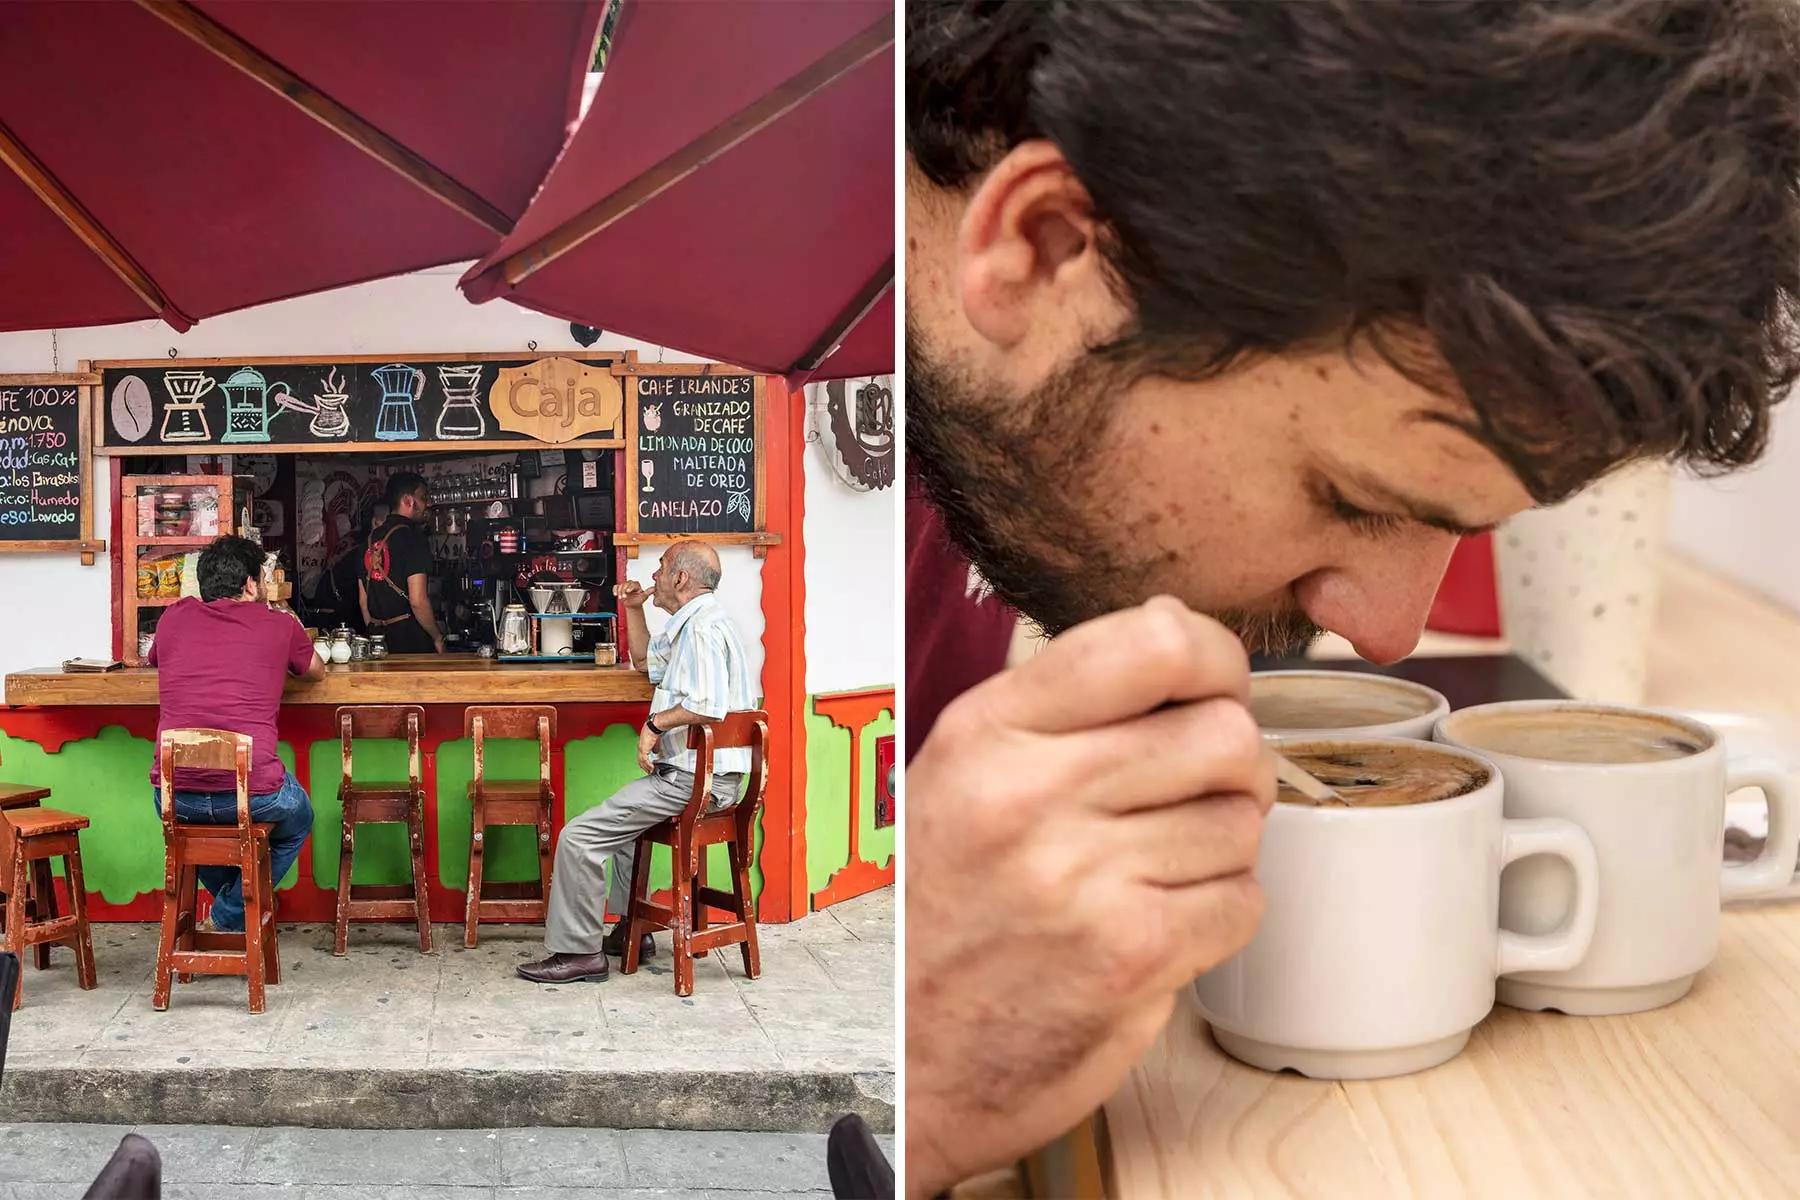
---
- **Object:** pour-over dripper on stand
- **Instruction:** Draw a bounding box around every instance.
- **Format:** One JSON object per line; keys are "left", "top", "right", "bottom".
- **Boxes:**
{"left": 526, "top": 584, "right": 586, "bottom": 656}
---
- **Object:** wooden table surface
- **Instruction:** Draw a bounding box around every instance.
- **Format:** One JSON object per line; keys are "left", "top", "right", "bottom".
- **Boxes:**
{"left": 3, "top": 655, "right": 654, "bottom": 707}
{"left": 1102, "top": 907, "right": 1800, "bottom": 1198}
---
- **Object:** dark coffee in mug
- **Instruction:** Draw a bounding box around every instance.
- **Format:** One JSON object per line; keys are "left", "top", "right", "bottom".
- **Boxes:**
{"left": 1449, "top": 707, "right": 1707, "bottom": 765}
{"left": 1276, "top": 742, "right": 1490, "bottom": 808}
{"left": 1251, "top": 673, "right": 1436, "bottom": 731}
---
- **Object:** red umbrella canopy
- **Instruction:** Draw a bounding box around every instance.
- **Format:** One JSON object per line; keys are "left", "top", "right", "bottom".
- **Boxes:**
{"left": 0, "top": 0, "right": 603, "bottom": 332}
{"left": 460, "top": 0, "right": 893, "bottom": 381}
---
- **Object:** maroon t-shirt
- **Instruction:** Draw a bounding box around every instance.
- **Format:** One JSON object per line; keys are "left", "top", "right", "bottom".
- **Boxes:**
{"left": 905, "top": 476, "right": 1019, "bottom": 762}
{"left": 148, "top": 599, "right": 316, "bottom": 793}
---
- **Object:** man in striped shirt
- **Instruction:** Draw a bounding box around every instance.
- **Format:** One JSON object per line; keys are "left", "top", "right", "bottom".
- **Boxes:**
{"left": 519, "top": 540, "right": 755, "bottom": 984}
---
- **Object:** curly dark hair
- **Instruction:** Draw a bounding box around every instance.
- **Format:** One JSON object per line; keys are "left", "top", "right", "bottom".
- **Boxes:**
{"left": 908, "top": 0, "right": 1800, "bottom": 501}
{"left": 197, "top": 535, "right": 266, "bottom": 603}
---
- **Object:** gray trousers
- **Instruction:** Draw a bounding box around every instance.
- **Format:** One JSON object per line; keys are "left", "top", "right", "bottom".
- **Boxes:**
{"left": 544, "top": 766, "right": 742, "bottom": 955}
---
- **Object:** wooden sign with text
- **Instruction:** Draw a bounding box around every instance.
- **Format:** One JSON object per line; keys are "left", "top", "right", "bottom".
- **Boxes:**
{"left": 489, "top": 356, "right": 624, "bottom": 443}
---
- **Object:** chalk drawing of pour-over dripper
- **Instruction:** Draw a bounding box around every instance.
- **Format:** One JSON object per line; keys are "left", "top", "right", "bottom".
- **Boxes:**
{"left": 371, "top": 364, "right": 424, "bottom": 442}
{"left": 435, "top": 364, "right": 487, "bottom": 439}
{"left": 160, "top": 371, "right": 216, "bottom": 443}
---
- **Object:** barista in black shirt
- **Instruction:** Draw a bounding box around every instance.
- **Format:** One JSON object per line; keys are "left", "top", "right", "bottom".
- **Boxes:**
{"left": 359, "top": 472, "right": 444, "bottom": 654}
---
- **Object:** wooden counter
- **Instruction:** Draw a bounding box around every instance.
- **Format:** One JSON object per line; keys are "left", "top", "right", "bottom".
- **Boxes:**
{"left": 3, "top": 656, "right": 654, "bottom": 707}
{"left": 1092, "top": 906, "right": 1800, "bottom": 1198}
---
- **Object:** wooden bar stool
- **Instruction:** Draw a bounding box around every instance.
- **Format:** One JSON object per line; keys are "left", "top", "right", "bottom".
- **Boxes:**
{"left": 0, "top": 749, "right": 57, "bottom": 973}
{"left": 622, "top": 710, "right": 769, "bottom": 997}
{"left": 334, "top": 705, "right": 431, "bottom": 956}
{"left": 151, "top": 729, "right": 281, "bottom": 1014}
{"left": 1, "top": 803, "right": 96, "bottom": 1009}
{"left": 463, "top": 705, "right": 556, "bottom": 948}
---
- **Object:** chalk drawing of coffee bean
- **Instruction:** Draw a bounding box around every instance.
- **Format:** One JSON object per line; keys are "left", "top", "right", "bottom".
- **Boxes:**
{"left": 112, "top": 375, "right": 152, "bottom": 442}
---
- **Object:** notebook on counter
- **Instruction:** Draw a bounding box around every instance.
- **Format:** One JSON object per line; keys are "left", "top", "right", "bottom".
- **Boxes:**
{"left": 60, "top": 658, "right": 123, "bottom": 673}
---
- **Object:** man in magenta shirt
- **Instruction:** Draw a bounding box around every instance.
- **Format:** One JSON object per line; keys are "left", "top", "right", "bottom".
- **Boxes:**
{"left": 148, "top": 535, "right": 325, "bottom": 933}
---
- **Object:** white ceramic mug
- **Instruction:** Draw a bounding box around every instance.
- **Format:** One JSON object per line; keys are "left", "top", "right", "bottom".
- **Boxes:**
{"left": 1249, "top": 669, "right": 1449, "bottom": 740}
{"left": 1193, "top": 736, "right": 1599, "bottom": 1080}
{"left": 1436, "top": 701, "right": 1800, "bottom": 1015}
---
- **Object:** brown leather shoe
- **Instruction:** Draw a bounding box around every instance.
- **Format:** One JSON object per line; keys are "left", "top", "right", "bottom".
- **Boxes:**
{"left": 516, "top": 951, "right": 610, "bottom": 983}
{"left": 602, "top": 925, "right": 655, "bottom": 961}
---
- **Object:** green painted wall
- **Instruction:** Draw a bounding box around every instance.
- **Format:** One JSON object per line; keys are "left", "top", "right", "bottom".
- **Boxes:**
{"left": 0, "top": 694, "right": 881, "bottom": 914}
{"left": 0, "top": 726, "right": 303, "bottom": 901}
{"left": 804, "top": 698, "right": 896, "bottom": 895}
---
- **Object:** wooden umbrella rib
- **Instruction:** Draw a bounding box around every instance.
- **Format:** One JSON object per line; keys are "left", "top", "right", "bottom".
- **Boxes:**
{"left": 134, "top": 0, "right": 514, "bottom": 236}
{"left": 0, "top": 120, "right": 175, "bottom": 321}
{"left": 793, "top": 255, "right": 893, "bottom": 374}
{"left": 493, "top": 11, "right": 895, "bottom": 291}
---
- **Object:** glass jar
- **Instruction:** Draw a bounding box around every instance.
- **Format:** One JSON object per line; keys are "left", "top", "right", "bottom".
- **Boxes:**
{"left": 330, "top": 627, "right": 353, "bottom": 664}
{"left": 350, "top": 635, "right": 370, "bottom": 661}
{"left": 370, "top": 634, "right": 388, "bottom": 659}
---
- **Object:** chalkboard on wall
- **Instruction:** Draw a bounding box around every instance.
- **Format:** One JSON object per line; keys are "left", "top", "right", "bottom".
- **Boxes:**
{"left": 98, "top": 355, "right": 627, "bottom": 451}
{"left": 633, "top": 373, "right": 760, "bottom": 535}
{"left": 0, "top": 374, "right": 103, "bottom": 562}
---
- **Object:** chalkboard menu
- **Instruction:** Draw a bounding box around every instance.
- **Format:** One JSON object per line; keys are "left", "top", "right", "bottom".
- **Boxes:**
{"left": 0, "top": 376, "right": 90, "bottom": 548}
{"left": 634, "top": 374, "right": 760, "bottom": 534}
{"left": 99, "top": 355, "right": 626, "bottom": 450}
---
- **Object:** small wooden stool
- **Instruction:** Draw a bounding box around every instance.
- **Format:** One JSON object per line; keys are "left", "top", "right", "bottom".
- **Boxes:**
{"left": 334, "top": 705, "right": 431, "bottom": 955}
{"left": 622, "top": 710, "right": 769, "bottom": 997}
{"left": 463, "top": 705, "right": 556, "bottom": 948}
{"left": 0, "top": 749, "right": 57, "bottom": 973}
{"left": 1, "top": 804, "right": 96, "bottom": 1009}
{"left": 152, "top": 729, "right": 281, "bottom": 1014}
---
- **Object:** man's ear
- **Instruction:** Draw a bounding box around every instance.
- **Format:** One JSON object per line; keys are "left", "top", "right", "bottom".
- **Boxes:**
{"left": 955, "top": 140, "right": 1106, "bottom": 349}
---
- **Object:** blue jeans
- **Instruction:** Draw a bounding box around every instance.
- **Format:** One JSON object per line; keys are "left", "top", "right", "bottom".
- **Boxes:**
{"left": 150, "top": 770, "right": 313, "bottom": 933}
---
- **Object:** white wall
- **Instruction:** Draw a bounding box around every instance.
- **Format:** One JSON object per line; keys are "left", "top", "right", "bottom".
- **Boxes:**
{"left": 0, "top": 264, "right": 775, "bottom": 697}
{"left": 800, "top": 378, "right": 897, "bottom": 694}
{"left": 617, "top": 545, "right": 767, "bottom": 694}
{"left": 1668, "top": 399, "right": 1800, "bottom": 614}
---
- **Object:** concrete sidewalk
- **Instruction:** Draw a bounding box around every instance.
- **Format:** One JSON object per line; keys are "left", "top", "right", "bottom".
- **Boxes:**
{"left": 0, "top": 1122, "right": 894, "bottom": 1198}
{"left": 0, "top": 889, "right": 892, "bottom": 1133}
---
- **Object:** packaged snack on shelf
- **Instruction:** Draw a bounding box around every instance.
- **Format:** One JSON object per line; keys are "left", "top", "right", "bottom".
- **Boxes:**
{"left": 158, "top": 557, "right": 182, "bottom": 599}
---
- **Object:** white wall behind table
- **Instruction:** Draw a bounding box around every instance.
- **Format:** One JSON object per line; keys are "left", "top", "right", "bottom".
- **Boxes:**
{"left": 0, "top": 263, "right": 707, "bottom": 697}
{"left": 1668, "top": 399, "right": 1800, "bottom": 617}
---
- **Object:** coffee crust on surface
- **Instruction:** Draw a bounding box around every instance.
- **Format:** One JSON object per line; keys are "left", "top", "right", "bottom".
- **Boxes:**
{"left": 1251, "top": 674, "right": 1435, "bottom": 731}
{"left": 1450, "top": 707, "right": 1708, "bottom": 764}
{"left": 1276, "top": 744, "right": 1488, "bottom": 808}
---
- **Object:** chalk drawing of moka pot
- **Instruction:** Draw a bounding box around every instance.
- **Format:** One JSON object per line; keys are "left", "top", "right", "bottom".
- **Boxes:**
{"left": 372, "top": 364, "right": 424, "bottom": 442}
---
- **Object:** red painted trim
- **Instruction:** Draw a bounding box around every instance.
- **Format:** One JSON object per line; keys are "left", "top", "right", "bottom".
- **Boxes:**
{"left": 813, "top": 689, "right": 893, "bottom": 732}
{"left": 753, "top": 378, "right": 805, "bottom": 922}
{"left": 810, "top": 688, "right": 896, "bottom": 910}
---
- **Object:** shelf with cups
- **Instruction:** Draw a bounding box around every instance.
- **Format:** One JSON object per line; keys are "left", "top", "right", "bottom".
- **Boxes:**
{"left": 121, "top": 473, "right": 249, "bottom": 666}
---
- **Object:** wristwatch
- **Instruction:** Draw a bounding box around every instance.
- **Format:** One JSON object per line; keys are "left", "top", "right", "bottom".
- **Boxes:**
{"left": 644, "top": 715, "right": 665, "bottom": 737}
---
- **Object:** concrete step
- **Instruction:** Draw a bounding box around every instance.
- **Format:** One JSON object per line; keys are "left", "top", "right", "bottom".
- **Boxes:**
{"left": 1, "top": 892, "right": 894, "bottom": 1134}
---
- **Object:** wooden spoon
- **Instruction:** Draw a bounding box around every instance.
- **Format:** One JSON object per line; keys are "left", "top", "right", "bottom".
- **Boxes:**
{"left": 1273, "top": 753, "right": 1351, "bottom": 805}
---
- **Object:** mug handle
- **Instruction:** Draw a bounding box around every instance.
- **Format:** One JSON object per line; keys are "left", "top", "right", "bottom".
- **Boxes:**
{"left": 1496, "top": 818, "right": 1601, "bottom": 976}
{"left": 1719, "top": 757, "right": 1800, "bottom": 901}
